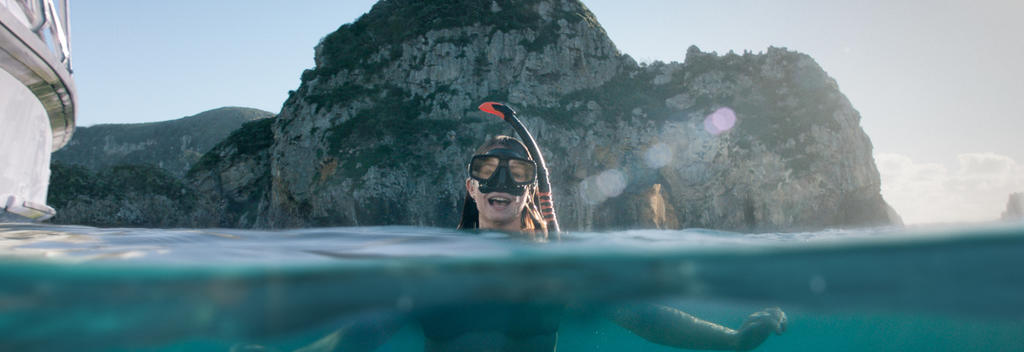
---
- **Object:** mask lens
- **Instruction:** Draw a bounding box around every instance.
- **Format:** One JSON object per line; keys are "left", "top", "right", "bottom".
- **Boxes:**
{"left": 508, "top": 158, "right": 536, "bottom": 183}
{"left": 470, "top": 155, "right": 500, "bottom": 180}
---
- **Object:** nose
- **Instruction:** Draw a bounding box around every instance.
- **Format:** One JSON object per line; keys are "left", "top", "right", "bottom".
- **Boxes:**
{"left": 494, "top": 165, "right": 509, "bottom": 184}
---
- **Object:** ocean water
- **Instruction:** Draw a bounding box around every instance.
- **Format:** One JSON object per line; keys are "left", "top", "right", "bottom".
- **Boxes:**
{"left": 1, "top": 223, "right": 1022, "bottom": 351}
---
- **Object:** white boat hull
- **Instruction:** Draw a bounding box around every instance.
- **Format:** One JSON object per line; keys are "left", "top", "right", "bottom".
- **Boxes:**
{"left": 1, "top": 68, "right": 55, "bottom": 220}
{"left": 0, "top": 0, "right": 73, "bottom": 222}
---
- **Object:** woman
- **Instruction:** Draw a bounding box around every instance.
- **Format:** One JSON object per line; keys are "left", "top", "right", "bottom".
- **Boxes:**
{"left": 294, "top": 136, "right": 786, "bottom": 351}
{"left": 444, "top": 135, "right": 787, "bottom": 351}
{"left": 457, "top": 135, "right": 549, "bottom": 239}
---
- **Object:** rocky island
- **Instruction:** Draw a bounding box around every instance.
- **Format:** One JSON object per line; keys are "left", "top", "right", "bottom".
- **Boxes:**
{"left": 51, "top": 0, "right": 901, "bottom": 231}
{"left": 1003, "top": 192, "right": 1024, "bottom": 221}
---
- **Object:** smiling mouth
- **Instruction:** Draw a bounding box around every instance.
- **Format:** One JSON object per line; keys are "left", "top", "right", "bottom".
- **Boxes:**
{"left": 488, "top": 196, "right": 511, "bottom": 206}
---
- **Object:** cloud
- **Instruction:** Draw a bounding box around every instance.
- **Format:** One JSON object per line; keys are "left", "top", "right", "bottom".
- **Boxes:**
{"left": 957, "top": 153, "right": 1016, "bottom": 175}
{"left": 876, "top": 152, "right": 1024, "bottom": 224}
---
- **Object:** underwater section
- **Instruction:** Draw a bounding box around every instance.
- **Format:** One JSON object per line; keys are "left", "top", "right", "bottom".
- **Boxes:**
{"left": 1, "top": 223, "right": 1022, "bottom": 351}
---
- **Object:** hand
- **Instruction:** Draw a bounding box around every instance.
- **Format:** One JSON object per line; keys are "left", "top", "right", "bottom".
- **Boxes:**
{"left": 734, "top": 307, "right": 787, "bottom": 351}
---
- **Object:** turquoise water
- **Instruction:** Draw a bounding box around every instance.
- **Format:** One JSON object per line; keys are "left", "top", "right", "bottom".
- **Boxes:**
{"left": 1, "top": 223, "right": 1023, "bottom": 351}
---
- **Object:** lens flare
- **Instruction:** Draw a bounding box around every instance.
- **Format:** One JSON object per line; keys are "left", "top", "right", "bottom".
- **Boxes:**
{"left": 579, "top": 169, "right": 628, "bottom": 204}
{"left": 596, "top": 169, "right": 626, "bottom": 198}
{"left": 644, "top": 143, "right": 673, "bottom": 169}
{"left": 703, "top": 107, "right": 737, "bottom": 136}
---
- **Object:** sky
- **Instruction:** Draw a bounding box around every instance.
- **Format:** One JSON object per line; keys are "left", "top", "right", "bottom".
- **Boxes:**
{"left": 70, "top": 1, "right": 1024, "bottom": 225}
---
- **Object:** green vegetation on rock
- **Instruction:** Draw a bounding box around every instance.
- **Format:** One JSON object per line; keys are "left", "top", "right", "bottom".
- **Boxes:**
{"left": 50, "top": 163, "right": 193, "bottom": 208}
{"left": 48, "top": 162, "right": 201, "bottom": 227}
{"left": 308, "top": 0, "right": 598, "bottom": 80}
{"left": 189, "top": 117, "right": 275, "bottom": 176}
{"left": 324, "top": 87, "right": 461, "bottom": 181}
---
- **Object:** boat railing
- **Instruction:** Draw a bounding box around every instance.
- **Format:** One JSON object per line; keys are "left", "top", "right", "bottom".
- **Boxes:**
{"left": 1, "top": 0, "right": 75, "bottom": 150}
{"left": 3, "top": 0, "right": 72, "bottom": 73}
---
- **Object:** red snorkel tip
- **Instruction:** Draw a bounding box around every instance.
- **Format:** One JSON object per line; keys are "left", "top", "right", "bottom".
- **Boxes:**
{"left": 478, "top": 102, "right": 508, "bottom": 120}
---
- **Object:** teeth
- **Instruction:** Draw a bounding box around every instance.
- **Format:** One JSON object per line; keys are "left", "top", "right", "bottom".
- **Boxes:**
{"left": 488, "top": 197, "right": 511, "bottom": 205}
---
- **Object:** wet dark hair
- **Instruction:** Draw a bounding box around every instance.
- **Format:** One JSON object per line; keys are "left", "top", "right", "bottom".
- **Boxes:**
{"left": 458, "top": 136, "right": 548, "bottom": 238}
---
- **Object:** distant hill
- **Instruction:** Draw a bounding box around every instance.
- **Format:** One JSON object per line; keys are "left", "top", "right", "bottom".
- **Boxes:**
{"left": 52, "top": 107, "right": 273, "bottom": 178}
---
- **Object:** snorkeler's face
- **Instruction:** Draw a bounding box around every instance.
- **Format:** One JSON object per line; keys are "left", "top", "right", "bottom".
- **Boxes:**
{"left": 466, "top": 178, "right": 529, "bottom": 230}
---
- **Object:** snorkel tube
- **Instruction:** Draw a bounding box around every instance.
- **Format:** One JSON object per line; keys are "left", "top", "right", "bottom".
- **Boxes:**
{"left": 478, "top": 102, "right": 561, "bottom": 234}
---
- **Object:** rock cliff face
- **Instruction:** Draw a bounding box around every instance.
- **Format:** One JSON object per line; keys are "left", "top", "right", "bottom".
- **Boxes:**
{"left": 187, "top": 119, "right": 275, "bottom": 228}
{"left": 52, "top": 107, "right": 273, "bottom": 178}
{"left": 264, "top": 0, "right": 624, "bottom": 228}
{"left": 198, "top": 0, "right": 899, "bottom": 231}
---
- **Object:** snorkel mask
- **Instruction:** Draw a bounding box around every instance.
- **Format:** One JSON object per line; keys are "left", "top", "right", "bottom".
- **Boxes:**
{"left": 468, "top": 148, "right": 537, "bottom": 196}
